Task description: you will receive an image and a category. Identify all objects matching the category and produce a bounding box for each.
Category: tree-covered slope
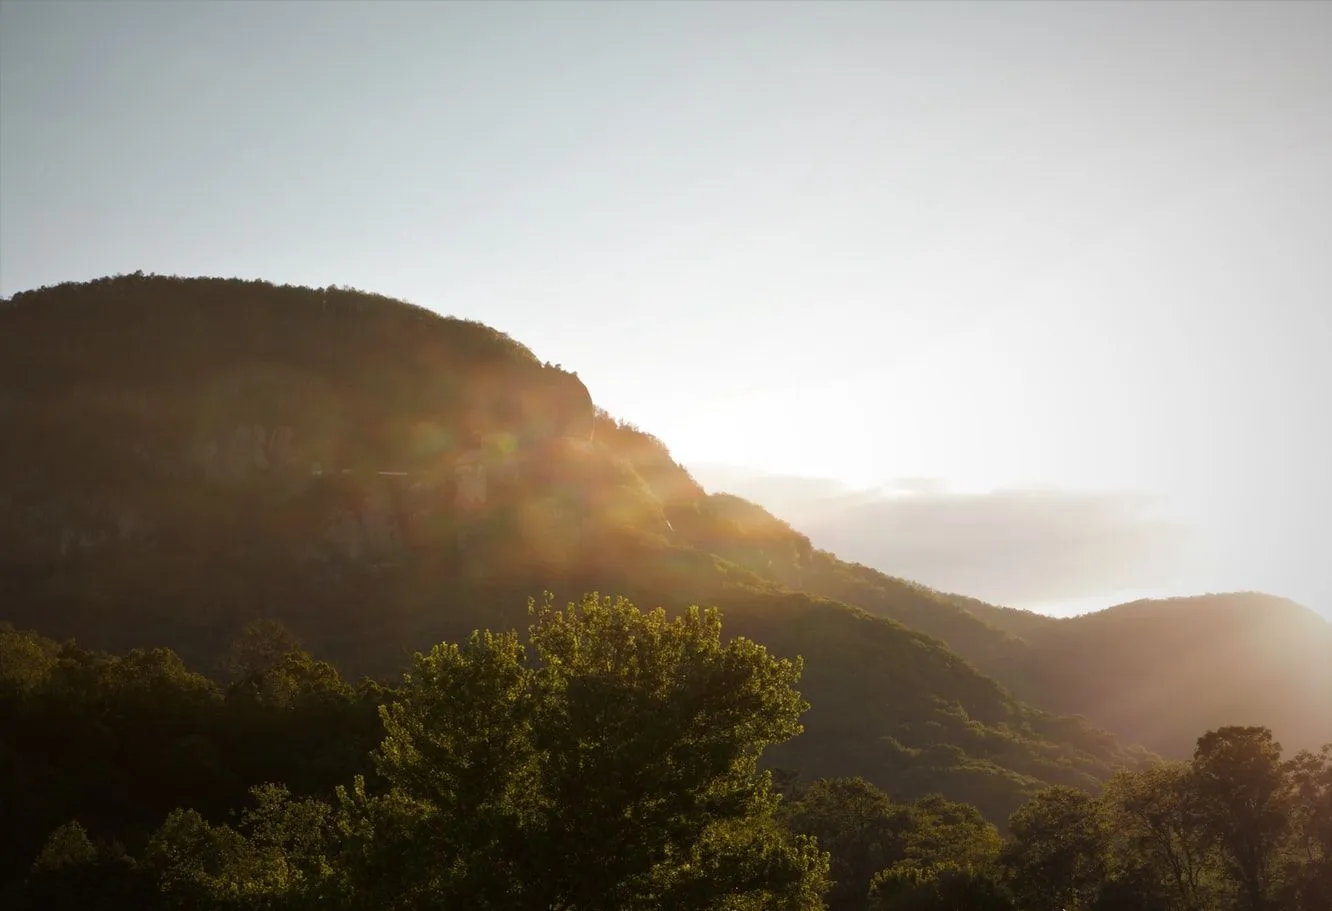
[659,474,1332,758]
[0,275,1145,826]
[1005,593,1332,757]
[529,327,1332,762]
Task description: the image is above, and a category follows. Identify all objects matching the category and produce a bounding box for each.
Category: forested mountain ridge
[782,562,1332,758]
[992,593,1332,758]
[717,528,1331,758]
[0,274,1144,826]
[2,275,1329,909]
[7,613,1327,911]
[674,475,1332,757]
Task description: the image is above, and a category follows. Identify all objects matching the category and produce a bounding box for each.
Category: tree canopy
[6,601,1328,911]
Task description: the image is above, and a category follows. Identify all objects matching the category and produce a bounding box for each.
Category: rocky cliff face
[2,429,606,572]
[0,275,601,572]
[194,423,300,482]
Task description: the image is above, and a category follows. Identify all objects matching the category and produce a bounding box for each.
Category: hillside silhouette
[5,274,1332,911]
[0,274,1158,827]
[970,593,1332,758]
[685,468,1332,757]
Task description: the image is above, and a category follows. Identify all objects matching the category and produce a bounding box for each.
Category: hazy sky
[2,2,1329,616]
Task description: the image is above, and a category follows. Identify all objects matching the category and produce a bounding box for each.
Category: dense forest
[3,603,1329,910]
[2,275,1328,908]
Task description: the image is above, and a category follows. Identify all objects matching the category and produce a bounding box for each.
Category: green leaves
[1191,726,1293,910]
[991,728,1330,911]
[869,863,1015,911]
[31,821,98,873]
[782,778,1006,911]
[1284,744,1332,910]
[356,592,824,910]
[1102,762,1213,910]
[128,593,824,910]
[142,790,344,911]
[1002,786,1109,911]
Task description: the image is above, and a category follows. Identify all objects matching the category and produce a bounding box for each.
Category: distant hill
[723,510,1331,758]
[978,593,1332,757]
[680,467,1332,757]
[0,274,1150,825]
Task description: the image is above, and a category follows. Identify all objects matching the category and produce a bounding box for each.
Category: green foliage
[1002,786,1110,911]
[869,863,1015,911]
[344,593,827,909]
[781,777,1004,911]
[899,794,1002,872]
[1191,726,1293,910]
[0,622,60,693]
[708,590,1136,824]
[136,594,829,910]
[3,602,1329,911]
[223,619,303,682]
[0,624,380,902]
[18,821,153,911]
[1283,744,1332,910]
[591,408,707,512]
[782,777,909,911]
[143,788,343,911]
[1,273,1150,835]
[1102,762,1214,910]
[986,728,1331,911]
[5,275,1328,909]
[32,821,99,872]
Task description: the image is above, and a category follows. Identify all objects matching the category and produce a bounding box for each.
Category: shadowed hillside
[672,468,1332,757]
[0,274,1148,832]
[995,593,1332,757]
[648,489,1332,758]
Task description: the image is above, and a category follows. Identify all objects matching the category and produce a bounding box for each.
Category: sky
[2,1,1329,617]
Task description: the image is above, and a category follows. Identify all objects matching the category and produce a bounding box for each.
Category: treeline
[3,599,1328,911]
[0,619,390,898]
[785,730,1330,910]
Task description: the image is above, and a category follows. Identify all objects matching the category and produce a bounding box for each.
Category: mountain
[0,274,1149,827]
[978,593,1332,758]
[682,468,1332,757]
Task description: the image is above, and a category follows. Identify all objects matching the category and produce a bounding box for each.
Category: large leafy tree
[782,779,1004,911]
[350,593,828,910]
[149,593,829,910]
[1280,744,1332,911]
[19,821,155,911]
[1191,726,1292,911]
[1001,786,1109,911]
[868,863,1014,911]
[896,794,1002,874]
[782,777,909,911]
[1102,762,1214,910]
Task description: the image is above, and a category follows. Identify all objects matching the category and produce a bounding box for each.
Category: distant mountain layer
[969,593,1332,758]
[0,274,1153,824]
[682,467,1332,757]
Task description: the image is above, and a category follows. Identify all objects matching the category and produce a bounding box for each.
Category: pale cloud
[688,463,1204,609]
